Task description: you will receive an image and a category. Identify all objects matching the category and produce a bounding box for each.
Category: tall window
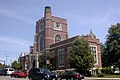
[58,49,64,67]
[55,35,61,43]
[39,36,44,51]
[90,45,98,64]
[39,25,44,32]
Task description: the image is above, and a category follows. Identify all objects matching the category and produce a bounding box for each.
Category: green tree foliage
[101,43,107,67]
[105,23,120,67]
[0,63,4,68]
[68,37,95,73]
[11,60,22,70]
[39,52,54,69]
[101,67,112,74]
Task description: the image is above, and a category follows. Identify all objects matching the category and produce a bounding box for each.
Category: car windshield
[40,68,51,73]
[9,69,14,71]
[71,71,79,74]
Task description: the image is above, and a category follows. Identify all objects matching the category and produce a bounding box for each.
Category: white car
[5,68,14,75]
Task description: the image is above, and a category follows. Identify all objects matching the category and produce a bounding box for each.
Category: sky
[0,0,120,65]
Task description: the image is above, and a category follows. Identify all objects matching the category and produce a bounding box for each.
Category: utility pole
[10,60,12,68]
[5,54,7,66]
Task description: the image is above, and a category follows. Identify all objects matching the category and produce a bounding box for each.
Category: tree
[101,43,107,67]
[39,52,54,69]
[0,63,4,68]
[105,23,120,67]
[11,60,22,70]
[68,37,95,74]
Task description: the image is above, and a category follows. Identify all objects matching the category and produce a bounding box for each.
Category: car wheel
[70,78,74,80]
[41,78,46,80]
[10,75,12,77]
[58,78,61,80]
[29,77,33,80]
[15,75,18,78]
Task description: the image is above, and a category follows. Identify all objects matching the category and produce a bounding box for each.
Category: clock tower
[34,6,68,53]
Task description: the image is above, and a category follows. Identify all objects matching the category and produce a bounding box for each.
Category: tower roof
[44,6,51,13]
[87,28,96,38]
[19,52,26,57]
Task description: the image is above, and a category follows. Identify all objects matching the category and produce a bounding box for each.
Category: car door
[61,72,68,79]
[34,68,43,80]
[31,68,39,80]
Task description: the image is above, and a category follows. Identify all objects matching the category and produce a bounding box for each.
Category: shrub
[101,67,112,74]
[97,73,104,77]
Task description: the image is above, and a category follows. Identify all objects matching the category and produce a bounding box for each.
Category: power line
[0,50,21,65]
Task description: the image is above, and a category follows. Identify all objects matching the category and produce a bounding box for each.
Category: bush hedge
[101,67,112,74]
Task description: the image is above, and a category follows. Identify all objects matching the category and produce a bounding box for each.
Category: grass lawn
[93,74,120,78]
[104,74,120,78]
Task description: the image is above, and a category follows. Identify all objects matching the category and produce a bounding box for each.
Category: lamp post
[5,54,7,66]
[36,53,39,68]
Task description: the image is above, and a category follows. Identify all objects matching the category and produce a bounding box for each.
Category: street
[1,76,120,80]
[0,76,29,80]
[84,77,120,80]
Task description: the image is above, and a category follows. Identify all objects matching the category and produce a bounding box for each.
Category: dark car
[28,68,58,80]
[59,71,84,80]
[0,69,7,76]
[10,71,27,78]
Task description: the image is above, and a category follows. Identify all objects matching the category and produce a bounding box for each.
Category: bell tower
[34,6,68,52]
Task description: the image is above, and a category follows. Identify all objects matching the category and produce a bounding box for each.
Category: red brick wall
[50,36,102,69]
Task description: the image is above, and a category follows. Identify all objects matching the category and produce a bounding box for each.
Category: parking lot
[1,76,120,80]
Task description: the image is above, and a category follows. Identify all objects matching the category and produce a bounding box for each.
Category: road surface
[0,76,28,80]
[1,76,120,80]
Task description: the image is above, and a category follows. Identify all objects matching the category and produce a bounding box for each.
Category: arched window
[55,35,61,43]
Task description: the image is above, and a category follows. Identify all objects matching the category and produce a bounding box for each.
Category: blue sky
[0,0,120,65]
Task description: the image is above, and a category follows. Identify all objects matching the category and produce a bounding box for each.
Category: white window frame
[54,22,62,30]
[58,49,64,67]
[54,34,61,43]
[90,45,98,65]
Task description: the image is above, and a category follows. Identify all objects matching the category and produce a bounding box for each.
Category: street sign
[46,60,50,64]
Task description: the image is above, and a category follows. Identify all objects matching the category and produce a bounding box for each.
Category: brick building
[29,6,102,71]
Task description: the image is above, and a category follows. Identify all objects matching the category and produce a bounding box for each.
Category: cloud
[0,35,32,47]
[0,7,33,24]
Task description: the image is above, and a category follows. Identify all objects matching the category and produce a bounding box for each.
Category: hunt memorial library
[20,6,102,73]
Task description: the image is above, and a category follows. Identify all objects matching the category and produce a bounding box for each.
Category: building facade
[29,6,102,70]
[34,6,68,53]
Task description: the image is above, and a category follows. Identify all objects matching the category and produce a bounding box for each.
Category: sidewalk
[84,77,120,80]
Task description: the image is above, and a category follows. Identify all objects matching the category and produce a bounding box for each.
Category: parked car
[59,71,84,80]
[10,70,27,78]
[5,68,14,75]
[28,68,58,80]
[0,69,7,76]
